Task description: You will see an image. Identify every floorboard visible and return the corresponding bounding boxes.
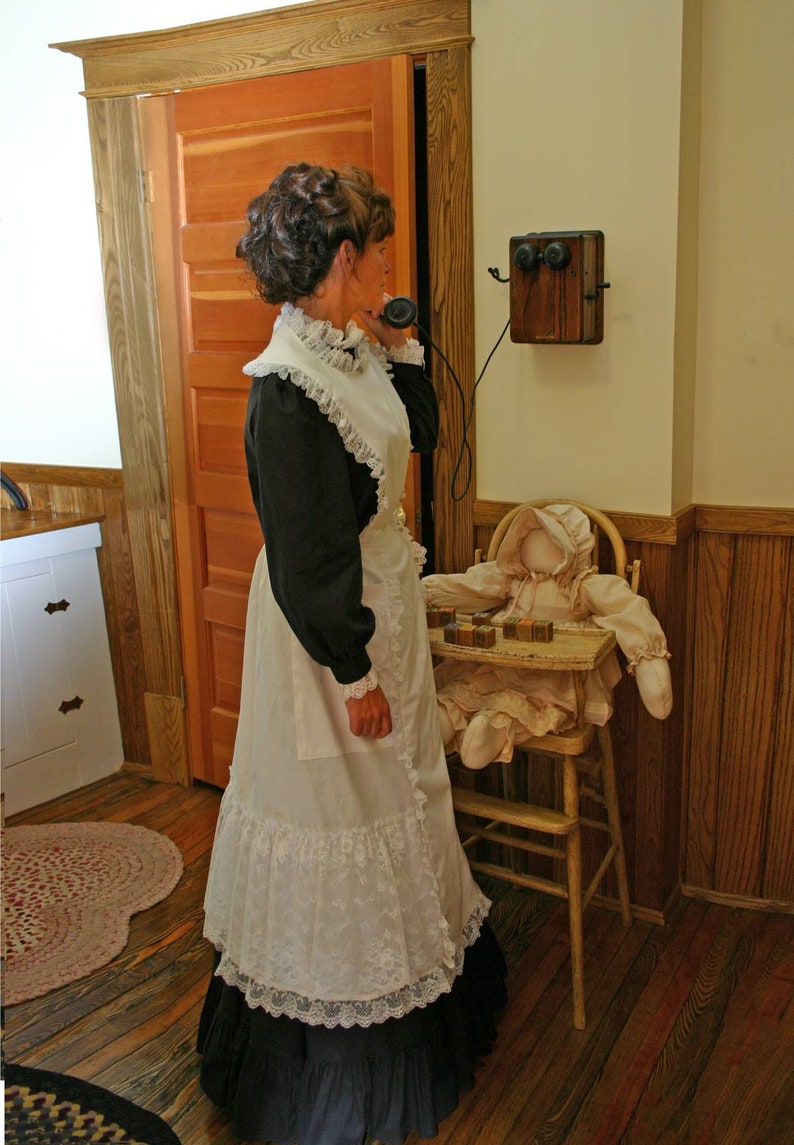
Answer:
[3,773,793,1144]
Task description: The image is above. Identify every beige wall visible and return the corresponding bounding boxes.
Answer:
[0,0,290,471]
[694,0,794,507]
[470,0,793,514]
[672,0,702,512]
[4,0,791,510]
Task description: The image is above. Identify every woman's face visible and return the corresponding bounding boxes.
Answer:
[352,239,391,312]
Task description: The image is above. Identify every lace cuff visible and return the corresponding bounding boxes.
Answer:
[387,339,424,367]
[340,668,379,701]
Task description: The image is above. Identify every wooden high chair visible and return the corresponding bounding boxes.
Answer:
[448,500,635,1029]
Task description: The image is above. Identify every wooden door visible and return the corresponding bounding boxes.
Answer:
[156,58,417,787]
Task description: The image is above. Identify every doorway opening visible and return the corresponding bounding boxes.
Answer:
[413,62,436,575]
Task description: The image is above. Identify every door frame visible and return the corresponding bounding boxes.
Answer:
[54,0,476,784]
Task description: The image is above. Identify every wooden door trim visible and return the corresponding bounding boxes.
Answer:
[57,1,475,783]
[51,0,472,98]
[85,96,189,785]
[426,44,475,572]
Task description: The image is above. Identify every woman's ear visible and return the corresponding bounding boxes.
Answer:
[338,239,357,274]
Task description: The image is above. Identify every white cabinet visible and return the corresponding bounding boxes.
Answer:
[1,523,124,815]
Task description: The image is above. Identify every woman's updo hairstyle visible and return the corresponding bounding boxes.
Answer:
[236,163,395,304]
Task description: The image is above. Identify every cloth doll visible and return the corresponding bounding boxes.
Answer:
[423,503,672,769]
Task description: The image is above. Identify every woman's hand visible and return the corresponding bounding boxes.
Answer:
[346,685,393,739]
[357,294,408,352]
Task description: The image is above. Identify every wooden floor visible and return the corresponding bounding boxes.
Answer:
[3,772,793,1145]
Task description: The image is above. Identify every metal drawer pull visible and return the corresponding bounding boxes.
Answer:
[44,599,71,614]
[58,695,84,714]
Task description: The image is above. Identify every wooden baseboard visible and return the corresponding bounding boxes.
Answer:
[121,760,158,781]
[681,884,794,915]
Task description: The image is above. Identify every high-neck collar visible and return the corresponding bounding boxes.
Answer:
[278,301,370,373]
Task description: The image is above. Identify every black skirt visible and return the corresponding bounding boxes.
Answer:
[197,922,507,1145]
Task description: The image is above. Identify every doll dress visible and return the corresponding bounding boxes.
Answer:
[425,503,669,763]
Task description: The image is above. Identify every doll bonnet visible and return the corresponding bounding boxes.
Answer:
[495,503,596,586]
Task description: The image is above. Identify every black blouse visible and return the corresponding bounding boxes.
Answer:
[245,359,438,685]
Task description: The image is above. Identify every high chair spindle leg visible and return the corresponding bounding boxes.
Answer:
[563,755,586,1029]
[597,724,632,928]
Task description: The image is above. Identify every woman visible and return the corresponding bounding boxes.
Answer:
[197,163,506,1145]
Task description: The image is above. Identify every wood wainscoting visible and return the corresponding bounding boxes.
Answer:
[4,468,791,914]
[473,500,794,919]
[685,506,794,909]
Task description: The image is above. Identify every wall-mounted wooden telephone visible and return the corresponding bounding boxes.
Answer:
[508,230,609,344]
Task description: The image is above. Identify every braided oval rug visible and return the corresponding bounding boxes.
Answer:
[3,1063,181,1145]
[2,822,183,1004]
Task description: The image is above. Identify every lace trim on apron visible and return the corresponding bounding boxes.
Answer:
[211,896,489,1029]
[243,304,398,516]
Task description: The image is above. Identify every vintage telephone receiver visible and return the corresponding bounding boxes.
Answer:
[382,295,418,329]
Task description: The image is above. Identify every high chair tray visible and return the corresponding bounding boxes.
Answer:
[427,624,616,671]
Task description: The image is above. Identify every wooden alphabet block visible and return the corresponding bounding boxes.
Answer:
[474,624,496,648]
[502,616,522,640]
[533,618,554,642]
[443,623,461,644]
[437,606,457,626]
[472,610,498,625]
[425,606,440,628]
[516,618,536,641]
[457,623,476,646]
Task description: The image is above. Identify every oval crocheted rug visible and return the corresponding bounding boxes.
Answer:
[1,822,183,1005]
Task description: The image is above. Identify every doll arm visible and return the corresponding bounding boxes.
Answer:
[580,574,673,719]
[632,659,673,720]
[422,561,509,612]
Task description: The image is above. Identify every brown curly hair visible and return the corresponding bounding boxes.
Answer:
[236,163,395,304]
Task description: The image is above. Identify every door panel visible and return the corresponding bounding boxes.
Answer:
[163,58,417,786]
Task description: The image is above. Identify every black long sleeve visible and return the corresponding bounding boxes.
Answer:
[245,359,437,684]
[388,361,439,454]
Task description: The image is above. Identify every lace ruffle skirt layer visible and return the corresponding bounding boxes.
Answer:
[197,922,507,1145]
[203,526,490,1027]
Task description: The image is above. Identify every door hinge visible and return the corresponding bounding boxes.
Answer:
[137,169,155,203]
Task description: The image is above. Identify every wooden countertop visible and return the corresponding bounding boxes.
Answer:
[0,509,105,541]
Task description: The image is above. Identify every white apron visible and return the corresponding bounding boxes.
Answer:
[203,310,489,1029]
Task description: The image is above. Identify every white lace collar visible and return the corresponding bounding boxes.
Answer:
[277,301,371,374]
